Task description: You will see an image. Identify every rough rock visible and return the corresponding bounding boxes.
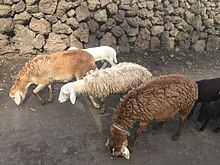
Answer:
[13,11,31,24]
[192,40,206,52]
[94,9,107,22]
[52,21,72,34]
[75,2,90,22]
[0,18,14,33]
[84,35,99,48]
[12,0,26,13]
[69,34,83,49]
[29,17,51,35]
[44,33,67,52]
[32,34,45,49]
[118,34,130,53]
[151,26,164,35]
[206,35,220,52]
[73,23,89,43]
[134,28,150,51]
[0,5,12,17]
[39,0,57,15]
[100,32,116,48]
[13,24,36,55]
[0,34,16,55]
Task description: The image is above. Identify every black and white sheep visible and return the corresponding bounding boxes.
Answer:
[106,74,198,159]
[197,98,220,132]
[58,62,152,113]
[187,77,220,119]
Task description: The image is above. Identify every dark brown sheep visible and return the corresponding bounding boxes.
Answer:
[106,74,198,159]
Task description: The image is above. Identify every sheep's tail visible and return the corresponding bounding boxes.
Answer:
[113,51,118,64]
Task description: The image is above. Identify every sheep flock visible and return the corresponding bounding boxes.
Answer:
[9,45,220,160]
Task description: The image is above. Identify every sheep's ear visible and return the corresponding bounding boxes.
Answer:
[70,89,76,104]
[14,92,22,105]
[121,146,130,159]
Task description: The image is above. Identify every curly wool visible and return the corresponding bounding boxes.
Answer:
[74,62,152,99]
[112,74,199,129]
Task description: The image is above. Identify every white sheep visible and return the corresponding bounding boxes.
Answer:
[58,62,152,113]
[68,46,118,69]
[9,50,96,105]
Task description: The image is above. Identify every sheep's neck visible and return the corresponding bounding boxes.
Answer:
[73,80,87,95]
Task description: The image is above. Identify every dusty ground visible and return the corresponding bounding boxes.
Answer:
[0,50,219,165]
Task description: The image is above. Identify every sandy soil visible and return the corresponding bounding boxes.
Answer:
[0,50,219,165]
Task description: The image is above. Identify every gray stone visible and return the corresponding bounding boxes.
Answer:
[52,21,72,35]
[75,2,90,22]
[45,15,58,24]
[185,11,202,30]
[29,17,51,35]
[0,5,12,17]
[151,16,163,25]
[66,18,79,30]
[126,16,140,27]
[67,9,75,17]
[214,14,220,24]
[146,1,154,10]
[111,26,124,37]
[140,19,152,28]
[69,34,83,49]
[13,24,36,55]
[44,33,67,53]
[100,32,116,48]
[73,23,89,43]
[87,20,99,33]
[161,31,174,50]
[39,0,57,15]
[0,18,14,33]
[169,28,179,37]
[32,34,45,49]
[94,9,107,22]
[164,22,174,31]
[118,34,130,53]
[113,10,125,23]
[107,3,118,15]
[100,0,110,7]
[150,36,160,51]
[13,11,31,24]
[176,31,189,41]
[87,0,100,10]
[32,12,44,19]
[26,0,38,5]
[12,0,26,13]
[134,28,150,51]
[26,5,39,13]
[139,9,153,19]
[0,34,16,55]
[206,35,220,52]
[204,18,214,28]
[84,35,99,48]
[125,4,138,17]
[151,26,164,35]
[56,0,73,20]
[175,20,190,32]
[127,26,139,37]
[192,40,206,52]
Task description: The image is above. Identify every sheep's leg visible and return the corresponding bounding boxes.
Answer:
[47,84,53,103]
[213,125,220,133]
[187,101,198,119]
[153,121,166,130]
[129,122,149,152]
[199,117,212,131]
[33,84,48,105]
[173,114,187,141]
[89,96,101,109]
[99,98,105,114]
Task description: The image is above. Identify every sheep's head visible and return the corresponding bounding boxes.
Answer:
[106,124,130,159]
[9,85,26,105]
[198,102,218,121]
[58,83,76,104]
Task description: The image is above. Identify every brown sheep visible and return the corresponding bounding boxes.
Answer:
[106,74,198,159]
[9,50,96,105]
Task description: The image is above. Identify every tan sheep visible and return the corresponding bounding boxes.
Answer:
[106,74,198,159]
[9,50,96,105]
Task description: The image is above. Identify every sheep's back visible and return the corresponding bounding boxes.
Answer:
[84,62,152,98]
[113,74,198,125]
[196,78,220,102]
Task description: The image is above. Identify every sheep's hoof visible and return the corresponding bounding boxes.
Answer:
[47,98,53,103]
[172,135,180,141]
[40,100,46,105]
[199,127,205,132]
[93,104,101,109]
[213,127,220,133]
[99,107,105,114]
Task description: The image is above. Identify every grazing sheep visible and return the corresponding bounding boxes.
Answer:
[106,74,198,159]
[9,50,96,105]
[58,62,152,113]
[187,77,220,119]
[68,46,117,69]
[197,99,220,132]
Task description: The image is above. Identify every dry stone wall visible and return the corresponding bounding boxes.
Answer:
[1,0,220,56]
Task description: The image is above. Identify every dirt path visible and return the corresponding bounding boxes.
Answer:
[0,50,219,165]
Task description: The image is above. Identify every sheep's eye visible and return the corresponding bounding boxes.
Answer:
[12,96,15,99]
